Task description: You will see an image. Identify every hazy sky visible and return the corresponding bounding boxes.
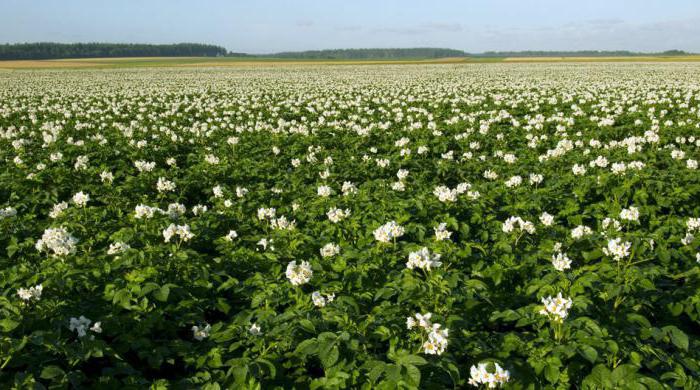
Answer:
[2,0,699,53]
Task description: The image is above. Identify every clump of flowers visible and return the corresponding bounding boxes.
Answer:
[341,181,357,196]
[192,324,211,341]
[552,251,572,271]
[270,215,296,230]
[69,316,101,338]
[100,170,114,183]
[539,293,573,322]
[249,323,262,336]
[0,206,17,219]
[156,177,176,193]
[683,218,700,245]
[166,203,186,219]
[72,191,89,207]
[311,291,335,307]
[286,260,313,285]
[224,230,238,241]
[134,160,155,172]
[107,241,130,255]
[619,206,639,222]
[539,212,554,226]
[406,312,449,355]
[468,362,511,388]
[373,221,405,243]
[36,227,78,257]
[192,204,208,215]
[257,238,274,251]
[571,225,593,239]
[327,207,351,223]
[433,182,471,203]
[602,238,632,261]
[257,207,276,220]
[434,222,452,241]
[502,216,536,234]
[320,243,340,258]
[504,175,522,188]
[17,284,43,302]
[49,202,69,219]
[317,185,332,197]
[162,224,194,243]
[406,247,442,271]
[601,217,622,235]
[134,204,159,219]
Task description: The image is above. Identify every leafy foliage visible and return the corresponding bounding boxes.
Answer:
[0,64,699,388]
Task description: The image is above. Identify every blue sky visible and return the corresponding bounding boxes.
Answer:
[2,0,699,53]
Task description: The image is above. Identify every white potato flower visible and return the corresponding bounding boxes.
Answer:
[341,181,357,196]
[311,291,335,307]
[162,224,194,243]
[69,315,99,337]
[36,227,78,257]
[619,206,639,222]
[192,324,211,341]
[135,204,158,219]
[505,175,522,188]
[72,191,89,207]
[502,216,536,234]
[224,230,238,241]
[434,223,452,241]
[100,170,114,183]
[107,241,130,255]
[327,207,350,223]
[286,260,313,286]
[602,238,631,261]
[468,362,510,388]
[539,293,573,322]
[571,225,593,239]
[156,177,176,193]
[539,212,554,226]
[373,221,405,243]
[17,284,43,302]
[320,243,340,258]
[406,247,442,271]
[249,323,261,336]
[552,252,572,271]
[317,185,332,197]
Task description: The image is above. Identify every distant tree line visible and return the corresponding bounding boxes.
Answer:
[0,43,692,61]
[0,42,227,60]
[266,48,468,59]
[475,50,690,57]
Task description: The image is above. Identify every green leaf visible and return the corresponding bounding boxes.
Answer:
[319,345,339,368]
[298,319,316,333]
[544,363,560,383]
[664,326,689,351]
[294,339,318,355]
[579,345,598,363]
[40,365,65,380]
[0,319,20,332]
[404,364,421,386]
[366,361,386,383]
[112,289,132,309]
[152,285,170,302]
[396,354,427,366]
[610,364,638,384]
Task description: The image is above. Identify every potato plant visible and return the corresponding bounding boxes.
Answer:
[0,64,699,389]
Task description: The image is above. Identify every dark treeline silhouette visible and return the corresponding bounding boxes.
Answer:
[0,43,693,60]
[476,50,689,57]
[0,42,227,60]
[264,48,468,59]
